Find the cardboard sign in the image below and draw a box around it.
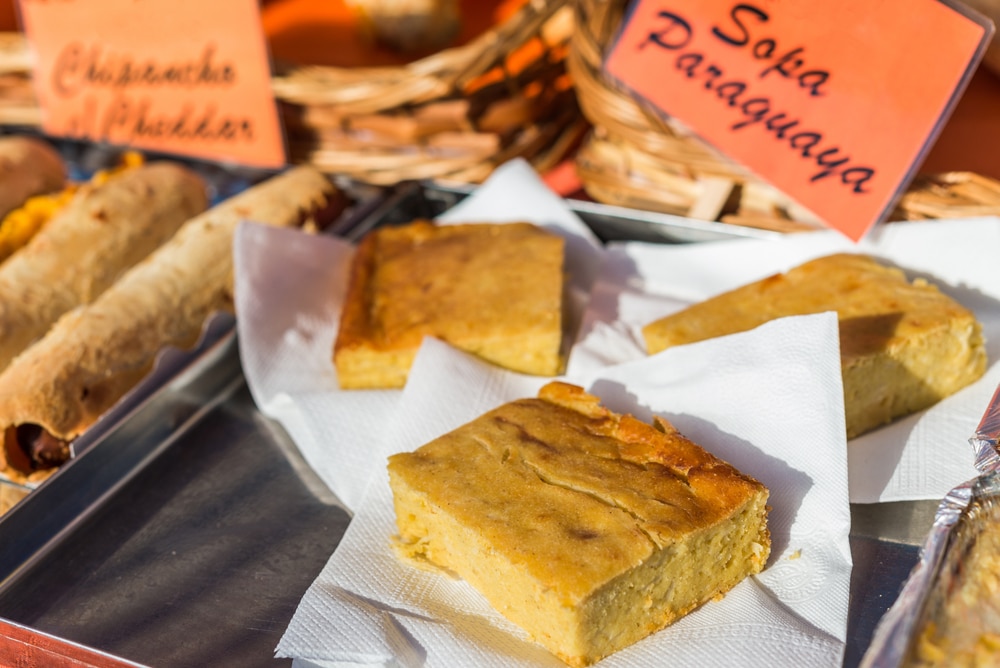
[604,1,993,240]
[18,0,286,169]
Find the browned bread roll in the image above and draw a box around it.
[642,254,987,438]
[0,161,209,374]
[0,166,340,483]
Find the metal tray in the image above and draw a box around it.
[0,317,942,667]
[0,323,352,667]
[0,138,939,666]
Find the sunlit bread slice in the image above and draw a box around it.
[642,253,987,438]
[388,381,770,667]
[334,220,564,389]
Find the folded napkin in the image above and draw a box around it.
[234,158,602,511]
[568,218,1000,504]
[277,312,852,667]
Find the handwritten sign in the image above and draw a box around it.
[18,0,286,169]
[604,1,993,240]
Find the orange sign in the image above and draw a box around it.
[18,0,286,169]
[604,1,992,240]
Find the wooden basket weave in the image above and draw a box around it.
[566,0,1000,233]
[0,32,39,127]
[895,171,1000,220]
[272,0,587,184]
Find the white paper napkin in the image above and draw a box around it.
[233,158,602,511]
[277,311,852,668]
[567,218,1000,504]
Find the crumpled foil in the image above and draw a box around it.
[861,383,1000,668]
[972,383,1000,473]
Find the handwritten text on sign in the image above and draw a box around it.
[18,0,286,169]
[604,1,992,240]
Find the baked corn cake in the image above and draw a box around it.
[387,381,771,667]
[642,253,987,438]
[333,220,564,389]
[906,493,1000,667]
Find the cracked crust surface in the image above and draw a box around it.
[387,381,770,666]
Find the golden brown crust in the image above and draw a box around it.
[642,253,987,437]
[388,381,770,665]
[334,220,565,388]
[0,136,65,220]
[334,221,380,369]
[0,162,208,374]
[0,166,338,481]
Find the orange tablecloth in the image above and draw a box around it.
[918,67,1000,179]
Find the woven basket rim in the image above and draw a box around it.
[0,33,31,75]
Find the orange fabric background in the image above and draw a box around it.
[2,0,999,179]
[920,67,1000,178]
[263,0,524,68]
[0,1,14,31]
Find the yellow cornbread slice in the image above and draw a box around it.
[642,253,987,439]
[907,494,1000,668]
[387,381,771,667]
[334,220,565,389]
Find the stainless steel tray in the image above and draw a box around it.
[0,325,352,667]
[0,324,942,667]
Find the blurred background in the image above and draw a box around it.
[1,0,1000,180]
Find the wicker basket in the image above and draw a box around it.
[566,0,1000,232]
[0,0,586,185]
[0,32,39,127]
[272,0,587,184]
[895,171,1000,220]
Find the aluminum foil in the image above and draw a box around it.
[861,383,1000,667]
[973,382,1000,472]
